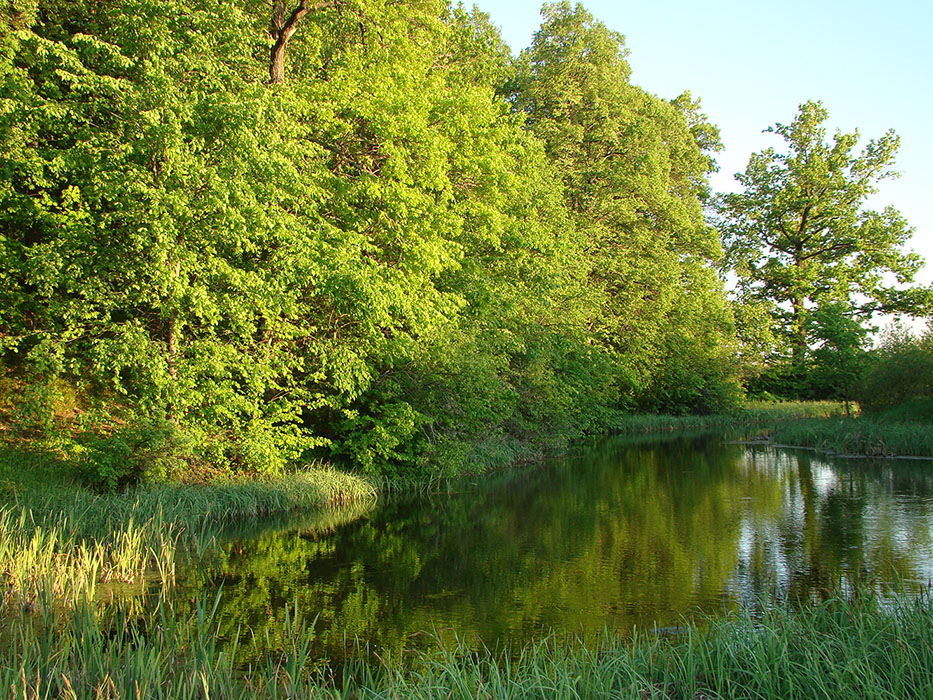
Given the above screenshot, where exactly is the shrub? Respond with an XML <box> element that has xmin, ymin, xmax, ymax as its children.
<box><xmin>80</xmin><ymin>418</ymin><xmax>191</xmax><ymax>491</ymax></box>
<box><xmin>859</xmin><ymin>325</ymin><xmax>933</xmax><ymax>414</ymax></box>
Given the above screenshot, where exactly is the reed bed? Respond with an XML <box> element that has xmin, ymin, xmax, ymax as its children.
<box><xmin>611</xmin><ymin>402</ymin><xmax>849</xmax><ymax>436</ymax></box>
<box><xmin>742</xmin><ymin>400</ymin><xmax>850</xmax><ymax>421</ymax></box>
<box><xmin>2</xmin><ymin>590</ymin><xmax>931</xmax><ymax>699</ymax></box>
<box><xmin>771</xmin><ymin>417</ymin><xmax>933</xmax><ymax>459</ymax></box>
<box><xmin>611</xmin><ymin>413</ymin><xmax>748</xmax><ymax>434</ymax></box>
<box><xmin>12</xmin><ymin>468</ymin><xmax>376</xmax><ymax>536</ymax></box>
<box><xmin>340</xmin><ymin>593</ymin><xmax>933</xmax><ymax>699</ymax></box>
<box><xmin>0</xmin><ymin>507</ymin><xmax>180</xmax><ymax>614</ymax></box>
<box><xmin>0</xmin><ymin>467</ymin><xmax>376</xmax><ymax>616</ymax></box>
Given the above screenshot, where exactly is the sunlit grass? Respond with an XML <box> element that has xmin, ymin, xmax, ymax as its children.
<box><xmin>611</xmin><ymin>401</ymin><xmax>849</xmax><ymax>435</ymax></box>
<box><xmin>743</xmin><ymin>399</ymin><xmax>850</xmax><ymax>420</ymax></box>
<box><xmin>3</xmin><ymin>589</ymin><xmax>931</xmax><ymax>699</ymax></box>
<box><xmin>0</xmin><ymin>462</ymin><xmax>376</xmax><ymax>616</ymax></box>
<box><xmin>0</xmin><ymin>506</ymin><xmax>180</xmax><ymax>614</ymax></box>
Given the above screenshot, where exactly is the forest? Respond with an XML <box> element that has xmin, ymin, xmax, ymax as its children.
<box><xmin>1</xmin><ymin>0</ymin><xmax>931</xmax><ymax>487</ymax></box>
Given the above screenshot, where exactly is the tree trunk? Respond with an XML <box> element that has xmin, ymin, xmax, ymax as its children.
<box><xmin>268</xmin><ymin>0</ymin><xmax>341</xmax><ymax>84</ymax></box>
<box><xmin>790</xmin><ymin>293</ymin><xmax>808</xmax><ymax>394</ymax></box>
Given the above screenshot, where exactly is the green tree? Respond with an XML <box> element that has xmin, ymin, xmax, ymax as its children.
<box><xmin>858</xmin><ymin>324</ymin><xmax>933</xmax><ymax>415</ymax></box>
<box><xmin>332</xmin><ymin>4</ymin><xmax>615</xmax><ymax>474</ymax></box>
<box><xmin>509</xmin><ymin>2</ymin><xmax>738</xmax><ymax>412</ymax></box>
<box><xmin>0</xmin><ymin>0</ymin><xmax>468</xmax><ymax>474</ymax></box>
<box><xmin>718</xmin><ymin>101</ymin><xmax>933</xmax><ymax>393</ymax></box>
<box><xmin>807</xmin><ymin>301</ymin><xmax>870</xmax><ymax>412</ymax></box>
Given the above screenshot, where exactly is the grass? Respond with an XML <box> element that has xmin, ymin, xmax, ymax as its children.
<box><xmin>2</xmin><ymin>589</ymin><xmax>931</xmax><ymax>699</ymax></box>
<box><xmin>341</xmin><ymin>593</ymin><xmax>933</xmax><ymax>700</ymax></box>
<box><xmin>613</xmin><ymin>401</ymin><xmax>933</xmax><ymax>460</ymax></box>
<box><xmin>0</xmin><ymin>506</ymin><xmax>180</xmax><ymax>614</ymax></box>
<box><xmin>0</xmin><ymin>442</ymin><xmax>377</xmax><ymax>616</ymax></box>
<box><xmin>771</xmin><ymin>416</ymin><xmax>933</xmax><ymax>459</ymax></box>
<box><xmin>1</xmin><ymin>399</ymin><xmax>932</xmax><ymax>697</ymax></box>
<box><xmin>611</xmin><ymin>401</ymin><xmax>848</xmax><ymax>435</ymax></box>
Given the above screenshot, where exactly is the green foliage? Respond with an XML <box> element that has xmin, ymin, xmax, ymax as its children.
<box><xmin>2</xmin><ymin>0</ymin><xmax>748</xmax><ymax>479</ymax></box>
<box><xmin>806</xmin><ymin>300</ymin><xmax>871</xmax><ymax>405</ymax></box>
<box><xmin>4</xmin><ymin>582</ymin><xmax>933</xmax><ymax>698</ymax></box>
<box><xmin>333</xmin><ymin>594</ymin><xmax>933</xmax><ymax>700</ymax></box>
<box><xmin>719</xmin><ymin>101</ymin><xmax>933</xmax><ymax>396</ymax></box>
<box><xmin>79</xmin><ymin>418</ymin><xmax>190</xmax><ymax>490</ymax></box>
<box><xmin>859</xmin><ymin>324</ymin><xmax>933</xmax><ymax>414</ymax></box>
<box><xmin>509</xmin><ymin>2</ymin><xmax>740</xmax><ymax>414</ymax></box>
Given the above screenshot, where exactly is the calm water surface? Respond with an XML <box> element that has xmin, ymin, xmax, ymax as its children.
<box><xmin>179</xmin><ymin>433</ymin><xmax>933</xmax><ymax>661</ymax></box>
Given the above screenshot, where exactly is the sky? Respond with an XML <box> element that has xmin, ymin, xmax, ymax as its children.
<box><xmin>468</xmin><ymin>0</ymin><xmax>933</xmax><ymax>290</ymax></box>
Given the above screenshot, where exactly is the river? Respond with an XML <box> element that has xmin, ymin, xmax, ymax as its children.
<box><xmin>176</xmin><ymin>432</ymin><xmax>933</xmax><ymax>663</ymax></box>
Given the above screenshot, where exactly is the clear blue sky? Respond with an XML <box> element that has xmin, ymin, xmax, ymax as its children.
<box><xmin>469</xmin><ymin>0</ymin><xmax>933</xmax><ymax>288</ymax></box>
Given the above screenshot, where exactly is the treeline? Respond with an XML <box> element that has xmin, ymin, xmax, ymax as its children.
<box><xmin>0</xmin><ymin>0</ymin><xmax>746</xmax><ymax>483</ymax></box>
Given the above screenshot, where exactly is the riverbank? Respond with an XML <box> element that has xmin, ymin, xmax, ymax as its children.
<box><xmin>4</xmin><ymin>398</ymin><xmax>931</xmax><ymax>613</ymax></box>
<box><xmin>0</xmin><ymin>408</ymin><xmax>930</xmax><ymax>700</ymax></box>
<box><xmin>4</xmin><ymin>589</ymin><xmax>930</xmax><ymax>699</ymax></box>
<box><xmin>767</xmin><ymin>416</ymin><xmax>933</xmax><ymax>459</ymax></box>
<box><xmin>610</xmin><ymin>400</ymin><xmax>848</xmax><ymax>434</ymax></box>
<box><xmin>0</xmin><ymin>443</ymin><xmax>375</xmax><ymax>614</ymax></box>
<box><xmin>614</xmin><ymin>401</ymin><xmax>933</xmax><ymax>460</ymax></box>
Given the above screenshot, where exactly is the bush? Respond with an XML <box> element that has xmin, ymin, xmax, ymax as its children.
<box><xmin>858</xmin><ymin>326</ymin><xmax>933</xmax><ymax>414</ymax></box>
<box><xmin>80</xmin><ymin>418</ymin><xmax>191</xmax><ymax>491</ymax></box>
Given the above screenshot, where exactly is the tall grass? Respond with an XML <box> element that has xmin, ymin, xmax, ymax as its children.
<box><xmin>772</xmin><ymin>417</ymin><xmax>933</xmax><ymax>459</ymax></box>
<box><xmin>742</xmin><ymin>399</ymin><xmax>850</xmax><ymax>421</ymax></box>
<box><xmin>0</xmin><ymin>467</ymin><xmax>376</xmax><ymax>616</ymax></box>
<box><xmin>341</xmin><ymin>594</ymin><xmax>933</xmax><ymax>699</ymax></box>
<box><xmin>0</xmin><ymin>507</ymin><xmax>180</xmax><ymax>614</ymax></box>
<box><xmin>3</xmin><ymin>589</ymin><xmax>931</xmax><ymax>699</ymax></box>
<box><xmin>611</xmin><ymin>401</ymin><xmax>848</xmax><ymax>435</ymax></box>
<box><xmin>10</xmin><ymin>467</ymin><xmax>376</xmax><ymax>536</ymax></box>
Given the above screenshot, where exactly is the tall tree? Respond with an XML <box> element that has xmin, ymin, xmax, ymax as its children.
<box><xmin>509</xmin><ymin>2</ymin><xmax>738</xmax><ymax>412</ymax></box>
<box><xmin>718</xmin><ymin>101</ymin><xmax>932</xmax><ymax>391</ymax></box>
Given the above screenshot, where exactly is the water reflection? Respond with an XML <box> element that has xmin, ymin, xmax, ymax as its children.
<box><xmin>177</xmin><ymin>434</ymin><xmax>933</xmax><ymax>662</ymax></box>
<box><xmin>730</xmin><ymin>449</ymin><xmax>933</xmax><ymax>606</ymax></box>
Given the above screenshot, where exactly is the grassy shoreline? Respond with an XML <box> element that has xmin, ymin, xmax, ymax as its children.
<box><xmin>0</xmin><ymin>445</ymin><xmax>376</xmax><ymax>614</ymax></box>
<box><xmin>768</xmin><ymin>417</ymin><xmax>933</xmax><ymax>459</ymax></box>
<box><xmin>609</xmin><ymin>400</ymin><xmax>848</xmax><ymax>434</ymax></box>
<box><xmin>2</xmin><ymin>402</ymin><xmax>933</xmax><ymax>698</ymax></box>
<box><xmin>3</xmin><ymin>399</ymin><xmax>931</xmax><ymax>614</ymax></box>
<box><xmin>3</xmin><ymin>590</ymin><xmax>931</xmax><ymax>699</ymax></box>
<box><xmin>613</xmin><ymin>401</ymin><xmax>933</xmax><ymax>460</ymax></box>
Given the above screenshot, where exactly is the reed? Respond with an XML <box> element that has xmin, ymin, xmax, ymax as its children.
<box><xmin>610</xmin><ymin>402</ymin><xmax>849</xmax><ymax>436</ymax></box>
<box><xmin>2</xmin><ymin>589</ymin><xmax>931</xmax><ymax>699</ymax></box>
<box><xmin>339</xmin><ymin>592</ymin><xmax>933</xmax><ymax>699</ymax></box>
<box><xmin>0</xmin><ymin>467</ymin><xmax>376</xmax><ymax>616</ymax></box>
<box><xmin>771</xmin><ymin>417</ymin><xmax>933</xmax><ymax>458</ymax></box>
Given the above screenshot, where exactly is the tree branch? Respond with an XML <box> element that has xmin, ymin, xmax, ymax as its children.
<box><xmin>269</xmin><ymin>0</ymin><xmax>343</xmax><ymax>84</ymax></box>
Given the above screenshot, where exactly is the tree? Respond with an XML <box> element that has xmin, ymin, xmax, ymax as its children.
<box><xmin>509</xmin><ymin>2</ymin><xmax>739</xmax><ymax>412</ymax></box>
<box><xmin>718</xmin><ymin>101</ymin><xmax>933</xmax><ymax>392</ymax></box>
<box><xmin>807</xmin><ymin>301</ymin><xmax>870</xmax><ymax>413</ymax></box>
<box><xmin>858</xmin><ymin>323</ymin><xmax>933</xmax><ymax>414</ymax></box>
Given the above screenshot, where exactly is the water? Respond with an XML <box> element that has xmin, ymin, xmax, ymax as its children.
<box><xmin>177</xmin><ymin>433</ymin><xmax>933</xmax><ymax>662</ymax></box>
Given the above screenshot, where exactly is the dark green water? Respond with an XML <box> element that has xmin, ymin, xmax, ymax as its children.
<box><xmin>180</xmin><ymin>433</ymin><xmax>933</xmax><ymax>662</ymax></box>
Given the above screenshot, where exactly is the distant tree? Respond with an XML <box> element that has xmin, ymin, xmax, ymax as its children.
<box><xmin>718</xmin><ymin>101</ymin><xmax>933</xmax><ymax>392</ymax></box>
<box><xmin>858</xmin><ymin>323</ymin><xmax>933</xmax><ymax>415</ymax></box>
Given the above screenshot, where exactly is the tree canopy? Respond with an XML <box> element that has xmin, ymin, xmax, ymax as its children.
<box><xmin>13</xmin><ymin>2</ymin><xmax>929</xmax><ymax>482</ymax></box>
<box><xmin>717</xmin><ymin>101</ymin><xmax>932</xmax><ymax>397</ymax></box>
